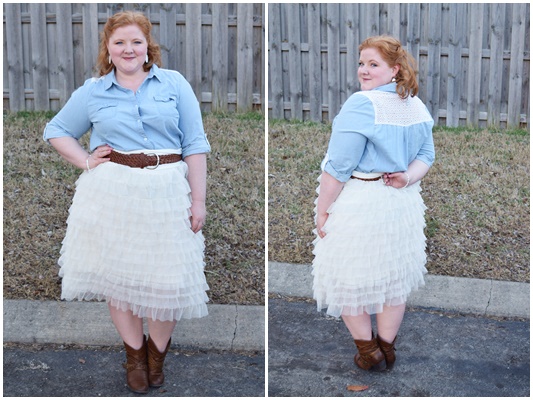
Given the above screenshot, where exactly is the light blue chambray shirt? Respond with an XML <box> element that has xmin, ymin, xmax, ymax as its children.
<box><xmin>322</xmin><ymin>83</ymin><xmax>435</xmax><ymax>182</ymax></box>
<box><xmin>43</xmin><ymin>65</ymin><xmax>210</xmax><ymax>157</ymax></box>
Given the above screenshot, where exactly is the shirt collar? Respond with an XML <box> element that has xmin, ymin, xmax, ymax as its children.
<box><xmin>372</xmin><ymin>82</ymin><xmax>397</xmax><ymax>93</ymax></box>
<box><xmin>103</xmin><ymin>65</ymin><xmax>162</xmax><ymax>90</ymax></box>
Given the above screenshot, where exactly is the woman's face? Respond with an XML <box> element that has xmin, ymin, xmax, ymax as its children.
<box><xmin>107</xmin><ymin>24</ymin><xmax>148</xmax><ymax>77</ymax></box>
<box><xmin>358</xmin><ymin>47</ymin><xmax>399</xmax><ymax>91</ymax></box>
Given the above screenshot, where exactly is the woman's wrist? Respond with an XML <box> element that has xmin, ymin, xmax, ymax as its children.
<box><xmin>402</xmin><ymin>172</ymin><xmax>411</xmax><ymax>188</ymax></box>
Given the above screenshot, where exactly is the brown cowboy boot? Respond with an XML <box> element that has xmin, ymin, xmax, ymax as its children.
<box><xmin>123</xmin><ymin>336</ymin><xmax>149</xmax><ymax>394</ymax></box>
<box><xmin>377</xmin><ymin>335</ymin><xmax>397</xmax><ymax>370</ymax></box>
<box><xmin>147</xmin><ymin>336</ymin><xmax>171</xmax><ymax>388</ymax></box>
<box><xmin>353</xmin><ymin>334</ymin><xmax>386</xmax><ymax>371</ymax></box>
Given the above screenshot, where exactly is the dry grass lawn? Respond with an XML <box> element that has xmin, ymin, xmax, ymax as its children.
<box><xmin>3</xmin><ymin>111</ymin><xmax>265</xmax><ymax>305</ymax></box>
<box><xmin>268</xmin><ymin>120</ymin><xmax>529</xmax><ymax>283</ymax></box>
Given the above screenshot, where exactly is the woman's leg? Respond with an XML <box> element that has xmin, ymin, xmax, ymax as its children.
<box><xmin>376</xmin><ymin>303</ymin><xmax>406</xmax><ymax>342</ymax></box>
<box><xmin>341</xmin><ymin>311</ymin><xmax>372</xmax><ymax>340</ymax></box>
<box><xmin>147</xmin><ymin>319</ymin><xmax>177</xmax><ymax>352</ymax></box>
<box><xmin>107</xmin><ymin>303</ymin><xmax>144</xmax><ymax>348</ymax></box>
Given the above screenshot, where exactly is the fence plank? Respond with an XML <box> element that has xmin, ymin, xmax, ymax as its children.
<box><xmin>385</xmin><ymin>4</ymin><xmax>401</xmax><ymax>38</ymax></box>
<box><xmin>426</xmin><ymin>3</ymin><xmax>442</xmax><ymax>121</ymax></box>
<box><xmin>446</xmin><ymin>4</ymin><xmax>464</xmax><ymax>127</ymax></box>
<box><xmin>5</xmin><ymin>4</ymin><xmax>25</xmax><ymax>111</ymax></box>
<box><xmin>212</xmin><ymin>3</ymin><xmax>228</xmax><ymax>112</ymax></box>
<box><xmin>466</xmin><ymin>4</ymin><xmax>484</xmax><ymax>127</ymax></box>
<box><xmin>507</xmin><ymin>3</ymin><xmax>527</xmax><ymax>128</ymax></box>
<box><xmin>345</xmin><ymin>4</ymin><xmax>359</xmax><ymax>97</ymax></box>
<box><xmin>326</xmin><ymin>3</ymin><xmax>340</xmax><ymax>120</ymax></box>
<box><xmin>268</xmin><ymin>4</ymin><xmax>283</xmax><ymax>118</ymax></box>
<box><xmin>487</xmin><ymin>4</ymin><xmax>505</xmax><ymax>126</ymax></box>
<box><xmin>307</xmin><ymin>3</ymin><xmax>322</xmax><ymax>121</ymax></box>
<box><xmin>185</xmin><ymin>4</ymin><xmax>201</xmax><ymax>99</ymax></box>
<box><xmin>287</xmin><ymin>4</ymin><xmax>303</xmax><ymax>119</ymax></box>
<box><xmin>30</xmin><ymin>3</ymin><xmax>49</xmax><ymax>111</ymax></box>
<box><xmin>237</xmin><ymin>4</ymin><xmax>253</xmax><ymax>112</ymax></box>
<box><xmin>82</xmin><ymin>4</ymin><xmax>99</xmax><ymax>79</ymax></box>
<box><xmin>55</xmin><ymin>4</ymin><xmax>75</xmax><ymax>108</ymax></box>
<box><xmin>159</xmin><ymin>3</ymin><xmax>177</xmax><ymax>72</ymax></box>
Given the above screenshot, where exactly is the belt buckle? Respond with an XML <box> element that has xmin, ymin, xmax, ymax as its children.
<box><xmin>144</xmin><ymin>153</ymin><xmax>160</xmax><ymax>170</ymax></box>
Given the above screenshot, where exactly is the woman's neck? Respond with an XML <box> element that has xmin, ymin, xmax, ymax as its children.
<box><xmin>115</xmin><ymin>69</ymin><xmax>149</xmax><ymax>92</ymax></box>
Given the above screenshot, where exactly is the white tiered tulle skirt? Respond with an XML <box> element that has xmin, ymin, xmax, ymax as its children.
<box><xmin>58</xmin><ymin>156</ymin><xmax>209</xmax><ymax>322</ymax></box>
<box><xmin>312</xmin><ymin>175</ymin><xmax>427</xmax><ymax>318</ymax></box>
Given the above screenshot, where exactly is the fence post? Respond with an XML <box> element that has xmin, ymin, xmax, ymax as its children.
<box><xmin>237</xmin><ymin>4</ymin><xmax>254</xmax><ymax>113</ymax></box>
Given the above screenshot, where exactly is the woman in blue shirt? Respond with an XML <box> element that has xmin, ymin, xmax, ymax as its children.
<box><xmin>312</xmin><ymin>35</ymin><xmax>435</xmax><ymax>371</ymax></box>
<box><xmin>44</xmin><ymin>11</ymin><xmax>210</xmax><ymax>393</ymax></box>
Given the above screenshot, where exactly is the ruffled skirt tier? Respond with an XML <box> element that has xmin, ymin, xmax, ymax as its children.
<box><xmin>58</xmin><ymin>160</ymin><xmax>208</xmax><ymax>322</ymax></box>
<box><xmin>312</xmin><ymin>175</ymin><xmax>427</xmax><ymax>317</ymax></box>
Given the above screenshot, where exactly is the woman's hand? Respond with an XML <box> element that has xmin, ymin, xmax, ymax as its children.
<box><xmin>87</xmin><ymin>145</ymin><xmax>113</xmax><ymax>170</ymax></box>
<box><xmin>189</xmin><ymin>200</ymin><xmax>206</xmax><ymax>233</ymax></box>
<box><xmin>316</xmin><ymin>212</ymin><xmax>328</xmax><ymax>238</ymax></box>
<box><xmin>383</xmin><ymin>172</ymin><xmax>409</xmax><ymax>189</ymax></box>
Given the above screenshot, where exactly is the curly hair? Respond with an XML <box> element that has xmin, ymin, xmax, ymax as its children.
<box><xmin>95</xmin><ymin>11</ymin><xmax>162</xmax><ymax>77</ymax></box>
<box><xmin>359</xmin><ymin>35</ymin><xmax>418</xmax><ymax>99</ymax></box>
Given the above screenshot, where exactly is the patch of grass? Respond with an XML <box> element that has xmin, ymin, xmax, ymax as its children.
<box><xmin>3</xmin><ymin>111</ymin><xmax>265</xmax><ymax>305</ymax></box>
<box><xmin>268</xmin><ymin>122</ymin><xmax>530</xmax><ymax>283</ymax></box>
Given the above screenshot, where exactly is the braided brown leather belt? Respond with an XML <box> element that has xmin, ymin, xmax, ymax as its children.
<box><xmin>109</xmin><ymin>150</ymin><xmax>182</xmax><ymax>169</ymax></box>
<box><xmin>350</xmin><ymin>175</ymin><xmax>382</xmax><ymax>182</ymax></box>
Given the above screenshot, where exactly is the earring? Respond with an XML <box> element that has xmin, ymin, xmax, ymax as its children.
<box><xmin>145</xmin><ymin>54</ymin><xmax>149</xmax><ymax>63</ymax></box>
<box><xmin>391</xmin><ymin>77</ymin><xmax>396</xmax><ymax>82</ymax></box>
<box><xmin>108</xmin><ymin>55</ymin><xmax>112</xmax><ymax>64</ymax></box>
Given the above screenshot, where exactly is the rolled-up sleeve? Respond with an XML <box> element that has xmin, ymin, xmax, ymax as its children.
<box><xmin>177</xmin><ymin>77</ymin><xmax>210</xmax><ymax>157</ymax></box>
<box><xmin>322</xmin><ymin>94</ymin><xmax>374</xmax><ymax>182</ymax></box>
<box><xmin>415</xmin><ymin>121</ymin><xmax>435</xmax><ymax>167</ymax></box>
<box><xmin>43</xmin><ymin>82</ymin><xmax>92</xmax><ymax>143</ymax></box>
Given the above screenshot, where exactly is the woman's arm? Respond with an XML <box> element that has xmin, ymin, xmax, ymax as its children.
<box><xmin>48</xmin><ymin>137</ymin><xmax>112</xmax><ymax>170</ymax></box>
<box><xmin>184</xmin><ymin>153</ymin><xmax>207</xmax><ymax>233</ymax></box>
<box><xmin>316</xmin><ymin>171</ymin><xmax>345</xmax><ymax>238</ymax></box>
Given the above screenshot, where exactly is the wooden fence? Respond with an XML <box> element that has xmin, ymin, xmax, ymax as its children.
<box><xmin>3</xmin><ymin>3</ymin><xmax>264</xmax><ymax>113</ymax></box>
<box><xmin>268</xmin><ymin>3</ymin><xmax>530</xmax><ymax>128</ymax></box>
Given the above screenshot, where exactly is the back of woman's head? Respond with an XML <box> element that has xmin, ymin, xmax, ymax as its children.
<box><xmin>359</xmin><ymin>35</ymin><xmax>418</xmax><ymax>99</ymax></box>
<box><xmin>96</xmin><ymin>11</ymin><xmax>162</xmax><ymax>76</ymax></box>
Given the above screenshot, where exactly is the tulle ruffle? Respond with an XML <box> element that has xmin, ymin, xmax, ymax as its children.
<box><xmin>312</xmin><ymin>175</ymin><xmax>427</xmax><ymax>317</ymax></box>
<box><xmin>58</xmin><ymin>160</ymin><xmax>209</xmax><ymax>321</ymax></box>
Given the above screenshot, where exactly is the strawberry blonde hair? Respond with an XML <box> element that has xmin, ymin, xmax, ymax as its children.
<box><xmin>359</xmin><ymin>35</ymin><xmax>418</xmax><ymax>99</ymax></box>
<box><xmin>96</xmin><ymin>11</ymin><xmax>162</xmax><ymax>76</ymax></box>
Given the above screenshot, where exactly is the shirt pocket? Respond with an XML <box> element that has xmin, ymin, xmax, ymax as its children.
<box><xmin>93</xmin><ymin>102</ymin><xmax>118</xmax><ymax>123</ymax></box>
<box><xmin>153</xmin><ymin>95</ymin><xmax>179</xmax><ymax>118</ymax></box>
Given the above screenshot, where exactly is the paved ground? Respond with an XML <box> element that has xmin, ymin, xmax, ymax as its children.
<box><xmin>268</xmin><ymin>297</ymin><xmax>529</xmax><ymax>397</ymax></box>
<box><xmin>268</xmin><ymin>262</ymin><xmax>530</xmax><ymax>397</ymax></box>
<box><xmin>3</xmin><ymin>343</ymin><xmax>264</xmax><ymax>397</ymax></box>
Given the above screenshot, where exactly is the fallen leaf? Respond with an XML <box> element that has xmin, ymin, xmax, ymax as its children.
<box><xmin>347</xmin><ymin>384</ymin><xmax>369</xmax><ymax>392</ymax></box>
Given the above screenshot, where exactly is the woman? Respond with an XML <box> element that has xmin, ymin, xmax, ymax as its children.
<box><xmin>43</xmin><ymin>11</ymin><xmax>210</xmax><ymax>393</ymax></box>
<box><xmin>312</xmin><ymin>35</ymin><xmax>435</xmax><ymax>371</ymax></box>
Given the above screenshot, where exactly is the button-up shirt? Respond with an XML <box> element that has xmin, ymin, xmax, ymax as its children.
<box><xmin>43</xmin><ymin>65</ymin><xmax>210</xmax><ymax>157</ymax></box>
<box><xmin>322</xmin><ymin>83</ymin><xmax>435</xmax><ymax>182</ymax></box>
